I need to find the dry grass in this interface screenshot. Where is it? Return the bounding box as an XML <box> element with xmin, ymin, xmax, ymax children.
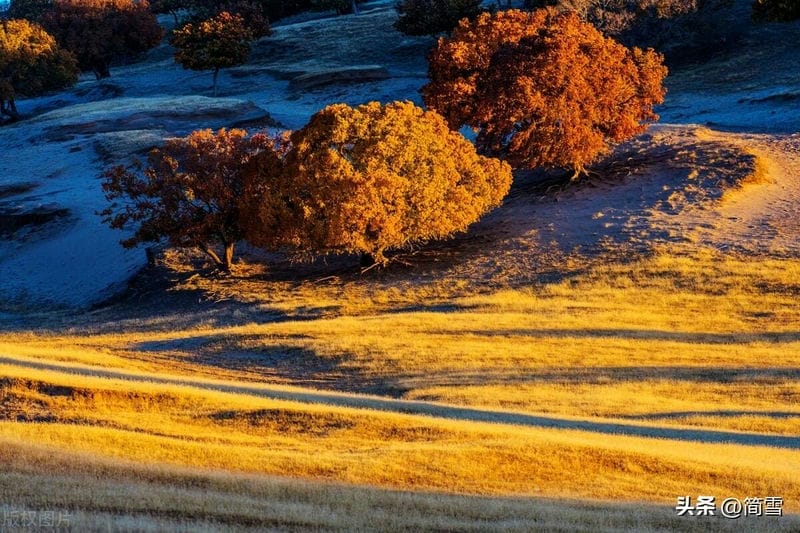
<box><xmin>5</xmin><ymin>442</ymin><xmax>793</xmax><ymax>533</ymax></box>
<box><xmin>2</xmin><ymin>248</ymin><xmax>800</xmax><ymax>527</ymax></box>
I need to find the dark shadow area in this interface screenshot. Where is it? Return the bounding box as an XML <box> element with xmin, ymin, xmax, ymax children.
<box><xmin>459</xmin><ymin>328</ymin><xmax>800</xmax><ymax>345</ymax></box>
<box><xmin>130</xmin><ymin>337</ymin><xmax>402</xmax><ymax>395</ymax></box>
<box><xmin>390</xmin><ymin>366</ymin><xmax>800</xmax><ymax>388</ymax></box>
<box><xmin>621</xmin><ymin>410</ymin><xmax>800</xmax><ymax>420</ymax></box>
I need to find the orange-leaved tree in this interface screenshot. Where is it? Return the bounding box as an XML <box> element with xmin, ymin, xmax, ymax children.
<box><xmin>171</xmin><ymin>11</ymin><xmax>253</xmax><ymax>96</ymax></box>
<box><xmin>42</xmin><ymin>0</ymin><xmax>162</xmax><ymax>79</ymax></box>
<box><xmin>423</xmin><ymin>9</ymin><xmax>667</xmax><ymax>176</ymax></box>
<box><xmin>0</xmin><ymin>18</ymin><xmax>78</xmax><ymax>122</ymax></box>
<box><xmin>101</xmin><ymin>128</ymin><xmax>281</xmax><ymax>272</ymax></box>
<box><xmin>251</xmin><ymin>101</ymin><xmax>512</xmax><ymax>265</ymax></box>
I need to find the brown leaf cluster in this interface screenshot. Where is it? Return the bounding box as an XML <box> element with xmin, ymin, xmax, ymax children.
<box><xmin>101</xmin><ymin>128</ymin><xmax>275</xmax><ymax>271</ymax></box>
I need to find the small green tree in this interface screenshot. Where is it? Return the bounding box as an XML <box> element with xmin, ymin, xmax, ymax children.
<box><xmin>171</xmin><ymin>11</ymin><xmax>252</xmax><ymax>96</ymax></box>
<box><xmin>101</xmin><ymin>128</ymin><xmax>278</xmax><ymax>272</ymax></box>
<box><xmin>0</xmin><ymin>18</ymin><xmax>78</xmax><ymax>122</ymax></box>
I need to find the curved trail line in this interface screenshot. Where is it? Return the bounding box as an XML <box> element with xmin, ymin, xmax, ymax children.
<box><xmin>2</xmin><ymin>354</ymin><xmax>799</xmax><ymax>450</ymax></box>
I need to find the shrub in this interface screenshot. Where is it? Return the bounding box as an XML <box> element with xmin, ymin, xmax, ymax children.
<box><xmin>423</xmin><ymin>9</ymin><xmax>667</xmax><ymax>174</ymax></box>
<box><xmin>171</xmin><ymin>11</ymin><xmax>252</xmax><ymax>95</ymax></box>
<box><xmin>752</xmin><ymin>0</ymin><xmax>800</xmax><ymax>21</ymax></box>
<box><xmin>101</xmin><ymin>128</ymin><xmax>279</xmax><ymax>272</ymax></box>
<box><xmin>250</xmin><ymin>101</ymin><xmax>512</xmax><ymax>264</ymax></box>
<box><xmin>0</xmin><ymin>18</ymin><xmax>78</xmax><ymax>122</ymax></box>
<box><xmin>394</xmin><ymin>0</ymin><xmax>483</xmax><ymax>36</ymax></box>
<box><xmin>42</xmin><ymin>0</ymin><xmax>163</xmax><ymax>79</ymax></box>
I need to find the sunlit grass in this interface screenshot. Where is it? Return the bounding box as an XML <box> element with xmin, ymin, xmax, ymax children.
<box><xmin>2</xmin><ymin>248</ymin><xmax>799</xmax><ymax>527</ymax></box>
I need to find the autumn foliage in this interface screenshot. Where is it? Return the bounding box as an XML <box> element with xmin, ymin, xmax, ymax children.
<box><xmin>0</xmin><ymin>18</ymin><xmax>78</xmax><ymax>122</ymax></box>
<box><xmin>101</xmin><ymin>129</ymin><xmax>278</xmax><ymax>272</ymax></box>
<box><xmin>42</xmin><ymin>0</ymin><xmax>162</xmax><ymax>79</ymax></box>
<box><xmin>752</xmin><ymin>0</ymin><xmax>800</xmax><ymax>21</ymax></box>
<box><xmin>253</xmin><ymin>101</ymin><xmax>512</xmax><ymax>263</ymax></box>
<box><xmin>423</xmin><ymin>9</ymin><xmax>667</xmax><ymax>174</ymax></box>
<box><xmin>171</xmin><ymin>12</ymin><xmax>253</xmax><ymax>96</ymax></box>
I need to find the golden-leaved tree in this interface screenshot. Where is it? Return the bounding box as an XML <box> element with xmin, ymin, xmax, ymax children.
<box><xmin>423</xmin><ymin>9</ymin><xmax>668</xmax><ymax>175</ymax></box>
<box><xmin>101</xmin><ymin>128</ymin><xmax>280</xmax><ymax>272</ymax></box>
<box><xmin>248</xmin><ymin>101</ymin><xmax>512</xmax><ymax>264</ymax></box>
<box><xmin>171</xmin><ymin>11</ymin><xmax>253</xmax><ymax>96</ymax></box>
<box><xmin>0</xmin><ymin>18</ymin><xmax>78</xmax><ymax>122</ymax></box>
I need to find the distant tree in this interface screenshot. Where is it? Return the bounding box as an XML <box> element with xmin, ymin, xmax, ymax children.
<box><xmin>394</xmin><ymin>0</ymin><xmax>483</xmax><ymax>35</ymax></box>
<box><xmin>7</xmin><ymin>0</ymin><xmax>52</xmax><ymax>22</ymax></box>
<box><xmin>257</xmin><ymin>101</ymin><xmax>512</xmax><ymax>265</ymax></box>
<box><xmin>532</xmin><ymin>0</ymin><xmax>735</xmax><ymax>56</ymax></box>
<box><xmin>101</xmin><ymin>128</ymin><xmax>278</xmax><ymax>272</ymax></box>
<box><xmin>171</xmin><ymin>11</ymin><xmax>252</xmax><ymax>96</ymax></box>
<box><xmin>423</xmin><ymin>9</ymin><xmax>667</xmax><ymax>175</ymax></box>
<box><xmin>310</xmin><ymin>0</ymin><xmax>361</xmax><ymax>15</ymax></box>
<box><xmin>148</xmin><ymin>0</ymin><xmax>190</xmax><ymax>25</ymax></box>
<box><xmin>752</xmin><ymin>0</ymin><xmax>800</xmax><ymax>21</ymax></box>
<box><xmin>0</xmin><ymin>18</ymin><xmax>77</xmax><ymax>122</ymax></box>
<box><xmin>42</xmin><ymin>0</ymin><xmax>163</xmax><ymax>79</ymax></box>
<box><xmin>188</xmin><ymin>0</ymin><xmax>272</xmax><ymax>37</ymax></box>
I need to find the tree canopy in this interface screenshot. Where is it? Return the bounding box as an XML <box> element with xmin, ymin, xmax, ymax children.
<box><xmin>42</xmin><ymin>0</ymin><xmax>162</xmax><ymax>79</ymax></box>
<box><xmin>259</xmin><ymin>101</ymin><xmax>513</xmax><ymax>263</ymax></box>
<box><xmin>423</xmin><ymin>9</ymin><xmax>667</xmax><ymax>174</ymax></box>
<box><xmin>171</xmin><ymin>11</ymin><xmax>253</xmax><ymax>95</ymax></box>
<box><xmin>101</xmin><ymin>129</ymin><xmax>278</xmax><ymax>272</ymax></box>
<box><xmin>0</xmin><ymin>18</ymin><xmax>77</xmax><ymax>121</ymax></box>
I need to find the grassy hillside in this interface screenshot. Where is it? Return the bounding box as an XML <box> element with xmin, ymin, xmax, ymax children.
<box><xmin>2</xmin><ymin>248</ymin><xmax>799</xmax><ymax>529</ymax></box>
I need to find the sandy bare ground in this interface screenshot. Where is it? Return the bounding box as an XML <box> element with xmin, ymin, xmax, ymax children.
<box><xmin>2</xmin><ymin>353</ymin><xmax>798</xmax><ymax>450</ymax></box>
<box><xmin>689</xmin><ymin>131</ymin><xmax>800</xmax><ymax>256</ymax></box>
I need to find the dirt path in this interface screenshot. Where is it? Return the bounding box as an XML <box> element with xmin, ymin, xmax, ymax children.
<box><xmin>3</xmin><ymin>353</ymin><xmax>799</xmax><ymax>450</ymax></box>
<box><xmin>692</xmin><ymin>131</ymin><xmax>800</xmax><ymax>256</ymax></box>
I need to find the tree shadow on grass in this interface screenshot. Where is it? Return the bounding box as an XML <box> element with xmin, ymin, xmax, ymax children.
<box><xmin>458</xmin><ymin>328</ymin><xmax>800</xmax><ymax>345</ymax></box>
<box><xmin>131</xmin><ymin>336</ymin><xmax>403</xmax><ymax>395</ymax></box>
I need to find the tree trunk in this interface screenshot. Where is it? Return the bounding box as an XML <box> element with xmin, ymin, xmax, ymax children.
<box><xmin>93</xmin><ymin>64</ymin><xmax>111</xmax><ymax>80</ymax></box>
<box><xmin>351</xmin><ymin>0</ymin><xmax>359</xmax><ymax>14</ymax></box>
<box><xmin>212</xmin><ymin>68</ymin><xmax>219</xmax><ymax>97</ymax></box>
<box><xmin>0</xmin><ymin>98</ymin><xmax>20</xmax><ymax>121</ymax></box>
<box><xmin>198</xmin><ymin>243</ymin><xmax>224</xmax><ymax>271</ymax></box>
<box><xmin>223</xmin><ymin>242</ymin><xmax>235</xmax><ymax>272</ymax></box>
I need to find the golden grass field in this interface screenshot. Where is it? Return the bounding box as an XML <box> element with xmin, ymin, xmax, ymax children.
<box><xmin>2</xmin><ymin>244</ymin><xmax>800</xmax><ymax>531</ymax></box>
